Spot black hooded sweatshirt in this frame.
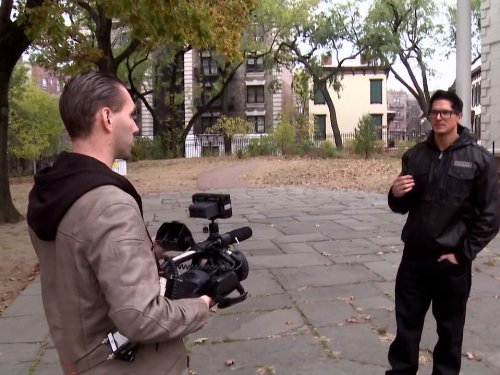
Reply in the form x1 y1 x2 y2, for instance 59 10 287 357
27 152 142 241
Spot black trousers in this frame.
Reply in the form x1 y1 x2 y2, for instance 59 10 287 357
386 257 472 375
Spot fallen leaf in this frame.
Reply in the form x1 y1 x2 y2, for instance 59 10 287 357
224 358 236 366
192 338 208 345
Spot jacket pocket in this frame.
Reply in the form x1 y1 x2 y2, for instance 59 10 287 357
448 165 474 201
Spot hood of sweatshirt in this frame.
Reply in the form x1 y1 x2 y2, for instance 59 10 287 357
27 151 142 241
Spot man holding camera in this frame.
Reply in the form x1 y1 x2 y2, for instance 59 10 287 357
27 72 213 374
386 90 500 374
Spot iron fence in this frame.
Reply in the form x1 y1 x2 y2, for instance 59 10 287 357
184 129 429 157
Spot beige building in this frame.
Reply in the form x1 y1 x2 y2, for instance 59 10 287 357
309 65 390 142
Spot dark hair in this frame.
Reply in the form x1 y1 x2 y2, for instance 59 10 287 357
59 72 127 139
429 90 463 114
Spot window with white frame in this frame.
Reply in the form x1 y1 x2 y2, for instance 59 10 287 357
247 85 265 103
247 116 265 133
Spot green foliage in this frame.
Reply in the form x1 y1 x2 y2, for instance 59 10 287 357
272 0 365 149
130 137 166 161
309 141 340 158
209 116 253 139
8 66 64 161
353 114 377 159
273 121 296 155
246 137 276 157
394 140 416 157
362 0 444 114
292 69 311 116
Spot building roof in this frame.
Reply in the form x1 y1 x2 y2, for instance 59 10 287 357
323 65 390 76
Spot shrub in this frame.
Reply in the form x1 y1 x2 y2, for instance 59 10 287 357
131 137 165 161
307 140 340 158
273 121 296 155
353 114 377 158
246 137 276 156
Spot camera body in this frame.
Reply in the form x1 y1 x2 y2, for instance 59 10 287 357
156 193 251 309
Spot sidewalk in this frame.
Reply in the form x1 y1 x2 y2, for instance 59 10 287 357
2 187 500 374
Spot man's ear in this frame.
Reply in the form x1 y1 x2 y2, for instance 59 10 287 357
99 107 112 132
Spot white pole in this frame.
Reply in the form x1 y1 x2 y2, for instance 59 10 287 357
456 0 471 128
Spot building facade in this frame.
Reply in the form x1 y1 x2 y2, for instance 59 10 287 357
308 65 390 142
30 64 62 95
183 49 293 156
480 0 500 151
387 90 408 131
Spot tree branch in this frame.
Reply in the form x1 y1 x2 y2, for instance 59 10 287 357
114 38 141 69
77 1 98 24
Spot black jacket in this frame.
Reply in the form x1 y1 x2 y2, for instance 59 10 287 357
388 125 500 264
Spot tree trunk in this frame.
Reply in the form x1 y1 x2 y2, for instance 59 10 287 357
224 137 232 155
322 83 343 150
0 67 22 223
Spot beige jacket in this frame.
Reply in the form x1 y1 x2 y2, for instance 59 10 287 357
29 185 208 374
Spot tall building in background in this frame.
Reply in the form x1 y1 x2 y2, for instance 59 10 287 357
480 0 500 151
30 64 62 95
387 90 408 131
183 50 293 137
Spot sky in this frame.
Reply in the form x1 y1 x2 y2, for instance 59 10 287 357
387 52 458 92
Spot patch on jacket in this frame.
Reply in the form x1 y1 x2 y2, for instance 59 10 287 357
453 160 473 168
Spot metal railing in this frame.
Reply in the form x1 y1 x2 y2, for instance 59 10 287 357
184 130 429 157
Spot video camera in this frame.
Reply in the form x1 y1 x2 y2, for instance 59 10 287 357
155 193 251 309
107 193 251 363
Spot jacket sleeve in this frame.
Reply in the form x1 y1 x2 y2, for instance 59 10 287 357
85 191 208 344
456 152 500 264
388 152 413 214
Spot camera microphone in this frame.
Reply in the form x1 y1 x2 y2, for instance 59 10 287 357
215 227 252 247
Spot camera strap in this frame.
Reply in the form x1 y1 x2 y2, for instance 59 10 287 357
217 284 248 309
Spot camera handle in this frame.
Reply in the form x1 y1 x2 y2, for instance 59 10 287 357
204 219 219 239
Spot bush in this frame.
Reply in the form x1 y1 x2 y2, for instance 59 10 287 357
307 140 340 158
395 140 416 157
273 121 296 155
353 114 377 158
246 137 276 156
131 137 165 161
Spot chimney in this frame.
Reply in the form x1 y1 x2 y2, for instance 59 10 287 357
321 53 332 66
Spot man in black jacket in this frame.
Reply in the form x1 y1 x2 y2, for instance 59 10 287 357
386 90 500 375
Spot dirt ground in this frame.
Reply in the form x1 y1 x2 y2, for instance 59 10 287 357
0 155 400 316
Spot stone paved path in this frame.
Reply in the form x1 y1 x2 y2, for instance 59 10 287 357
2 186 500 375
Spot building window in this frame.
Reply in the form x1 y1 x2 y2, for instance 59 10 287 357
314 115 327 140
247 116 265 133
202 56 218 76
247 85 265 103
41 77 48 90
314 89 326 104
371 114 383 139
474 115 481 138
371 114 383 127
201 116 219 133
370 79 383 104
247 55 264 71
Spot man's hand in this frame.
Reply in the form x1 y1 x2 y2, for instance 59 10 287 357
200 295 215 309
391 175 415 197
437 253 459 265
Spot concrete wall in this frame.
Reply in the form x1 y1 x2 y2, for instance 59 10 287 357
481 0 500 150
